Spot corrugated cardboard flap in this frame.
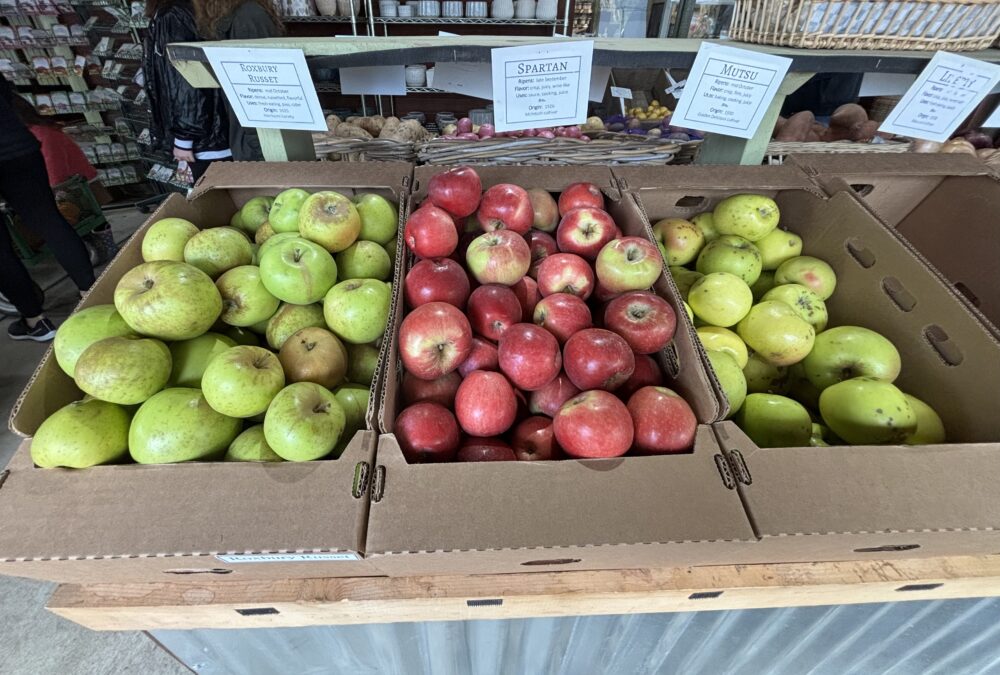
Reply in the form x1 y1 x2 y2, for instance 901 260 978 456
191 161 413 199
786 153 987 179
612 164 821 193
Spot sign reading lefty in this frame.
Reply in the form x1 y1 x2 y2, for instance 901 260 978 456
670 43 792 139
203 47 326 132
490 40 594 133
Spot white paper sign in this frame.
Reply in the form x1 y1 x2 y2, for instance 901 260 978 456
589 66 611 102
984 104 1000 127
879 52 1000 142
339 65 406 95
670 43 792 139
204 47 325 132
610 86 632 99
433 61 493 99
491 40 594 133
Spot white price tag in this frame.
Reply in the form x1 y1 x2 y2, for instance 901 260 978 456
610 86 632 99
203 47 326 132
491 40 594 133
216 553 361 563
670 43 791 139
879 52 1000 142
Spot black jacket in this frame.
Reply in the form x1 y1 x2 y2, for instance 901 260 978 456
143 0 229 156
0 77 40 162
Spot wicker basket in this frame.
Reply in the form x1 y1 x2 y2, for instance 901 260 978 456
418 136 685 166
764 140 912 165
731 0 1000 51
314 137 417 162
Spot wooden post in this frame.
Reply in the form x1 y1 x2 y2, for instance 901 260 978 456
257 129 317 162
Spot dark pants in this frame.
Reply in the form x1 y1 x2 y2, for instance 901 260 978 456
0 150 95 317
190 156 232 183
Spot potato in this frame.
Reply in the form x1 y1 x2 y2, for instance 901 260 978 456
849 120 879 142
939 138 977 155
382 119 429 143
774 111 814 142
325 114 342 132
830 103 868 131
379 117 402 138
355 116 386 136
333 124 373 140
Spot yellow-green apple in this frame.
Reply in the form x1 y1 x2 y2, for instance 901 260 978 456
511 416 559 460
774 255 837 300
298 190 362 253
526 229 558 276
904 394 946 445
75 336 170 405
695 235 762 285
395 401 461 462
405 257 470 309
697 325 747 367
750 270 776 301
202 345 285 417
168 332 236 387
692 211 719 242
627 385 697 454
426 165 482 218
512 276 541 321
563 328 635 391
712 194 780 241
405 203 458 259
355 193 398 244
130 387 241 463
226 425 283 462
216 265 280 327
468 284 521 341
604 291 676 354
278 326 347 388
683 301 693 322
735 393 812 447
254 220 274 245
706 350 746 416
801 326 901 390
743 351 788 394
527 188 559 232
334 383 370 449
736 301 815 367
323 279 391 344
266 302 325 350
402 370 462 407
466 229 531 285
652 217 704 266
819 377 916 444
268 188 310 233
31 399 130 468
346 342 379 385
555 207 616 260
455 370 518 436
755 228 802 270
183 227 253 278
258 232 300 260
558 182 604 215
141 217 199 262
498 322 561 391
553 390 633 458
259 237 338 305
762 283 828 332
230 210 244 232
536 252 594 299
264 382 346 461
476 183 533 234
532 292 592 344
528 371 579 417
619 354 664 399
400 301 473 380
336 240 391 280
53 304 134 376
595 236 663 293
239 196 274 234
687 272 753 327
669 266 703 299
385 238 397 267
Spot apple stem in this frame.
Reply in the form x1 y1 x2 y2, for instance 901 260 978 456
626 248 641 262
313 402 330 413
293 249 304 263
305 341 316 351
143 278 155 290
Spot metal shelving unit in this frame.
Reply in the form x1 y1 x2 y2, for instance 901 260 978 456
315 82 445 94
372 16 561 24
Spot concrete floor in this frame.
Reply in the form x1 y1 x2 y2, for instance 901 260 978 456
0 208 190 675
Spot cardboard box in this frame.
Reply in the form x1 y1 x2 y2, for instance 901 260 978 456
619 164 1000 563
365 165 756 577
0 162 412 583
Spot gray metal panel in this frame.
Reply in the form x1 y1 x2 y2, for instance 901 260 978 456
151 598 1000 675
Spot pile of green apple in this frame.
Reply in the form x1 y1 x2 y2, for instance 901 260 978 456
653 194 946 448
31 188 399 469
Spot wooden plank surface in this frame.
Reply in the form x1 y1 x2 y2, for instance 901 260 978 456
47 555 1000 631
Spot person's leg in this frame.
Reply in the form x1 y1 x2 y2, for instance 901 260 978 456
0 216 55 340
190 156 232 183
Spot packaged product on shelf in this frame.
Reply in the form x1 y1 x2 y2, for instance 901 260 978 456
72 54 84 75
106 167 124 184
16 27 35 45
29 28 47 42
95 144 113 163
0 58 14 79
85 54 101 76
100 59 115 79
31 56 50 76
110 142 127 161
51 23 69 40
136 127 151 144
0 27 15 47
110 62 124 79
50 91 70 113
50 56 67 77
114 118 130 135
125 141 139 159
67 91 85 108
132 88 146 105
94 168 108 183
121 165 138 183
81 145 98 164
35 93 53 114
0 0 16 13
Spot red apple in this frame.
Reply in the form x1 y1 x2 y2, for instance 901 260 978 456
498 323 561 391
528 372 580 417
627 386 697 454
532 293 592 344
458 337 499 377
593 278 622 303
466 229 531 286
536 252 594 299
402 370 462 407
399 301 474 380
395 402 461 463
511 416 560 460
476 183 533 234
526 230 558 277
554 390 633 458
595 236 663 293
556 208 617 260
404 257 471 309
455 370 518 437
603 291 677 354
457 437 517 461
618 354 663 400
427 165 482 218
563 328 635 391
511 276 541 322
527 188 559 232
404 204 458 259
558 182 605 215
467 284 521 342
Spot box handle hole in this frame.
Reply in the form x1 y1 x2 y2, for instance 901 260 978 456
163 568 233 575
954 282 981 308
236 607 279 616
521 558 582 566
924 325 963 366
854 544 920 553
882 277 916 312
352 461 370 499
371 465 386 503
896 583 943 592
675 195 708 208
689 591 723 600
849 183 875 197
467 598 503 607
714 454 736 490
846 238 876 268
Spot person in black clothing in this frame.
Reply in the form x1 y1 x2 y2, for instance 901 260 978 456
144 0 231 181
0 78 95 341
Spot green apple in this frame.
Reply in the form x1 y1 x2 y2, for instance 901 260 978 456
819 377 917 445
259 237 338 305
266 302 326 350
249 316 270 334
669 266 703 299
334 383 369 455
743 352 788 394
755 228 802 270
904 394 946 445
652 218 704 266
268 188 310 233
239 196 274 235
130 388 241 463
750 270 776 301
264 382 346 461
683 301 693 323
226 425 284 462
31 399 131 468
355 193 399 245
254 220 275 245
229 210 244 232
736 393 812 447
695 235 762 285
115 261 222 340
335 240 392 281
801 326 901 390
216 265 280 327
384 239 397 268
298 190 362 253
74 336 171 405
53 304 134 377
346 342 380 385
761 283 828 332
168 332 236 387
707 349 746 418
257 231 300 260
224 325 259 346
736 300 815 367
691 212 719 243
141 217 199 262
774 256 837 300
202 345 285 417
687 272 753 328
323 279 391 345
787 362 822 411
712 194 780 242
183 227 254 279
697 326 748 368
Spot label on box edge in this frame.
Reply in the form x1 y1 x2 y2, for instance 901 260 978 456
216 552 360 564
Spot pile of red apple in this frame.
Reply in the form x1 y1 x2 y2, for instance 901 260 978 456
394 166 698 463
